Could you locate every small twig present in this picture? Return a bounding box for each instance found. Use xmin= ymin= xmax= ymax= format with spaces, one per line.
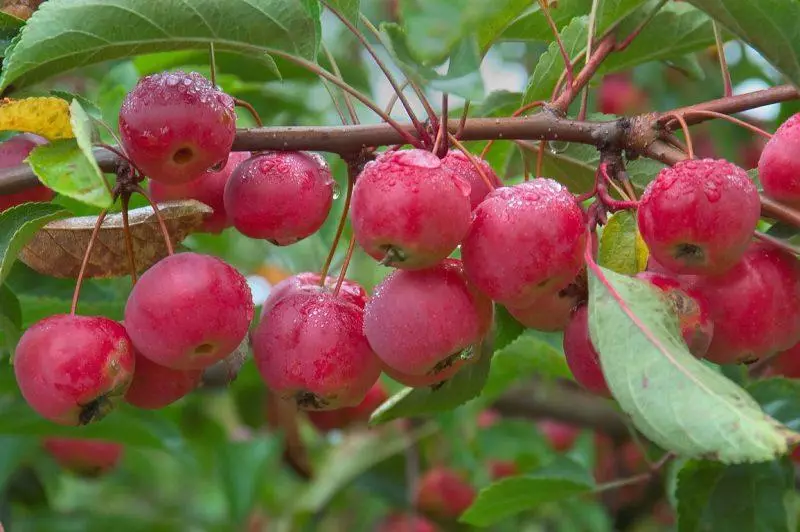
xmin=70 ymin=206 xmax=111 ymax=315
xmin=536 ymin=141 xmax=547 ymax=179
xmin=234 ymin=98 xmax=263 ymax=128
xmin=580 ymin=0 xmax=601 ymax=121
xmin=659 ymin=113 xmax=694 ymax=159
xmin=540 ymin=0 xmax=574 ymax=90
xmin=133 ymin=185 xmax=174 ymax=255
xmin=595 ymin=452 xmax=675 ymax=494
xmin=679 ymin=109 xmax=773 ymax=140
xmin=456 ymin=100 xmax=470 ymax=139
xmin=209 ymin=42 xmax=217 ymax=87
xmin=615 ymin=0 xmax=668 ymax=52
xmin=448 ymin=133 xmax=495 ymax=190
xmin=432 ymin=94 xmax=449 ymax=157
xmin=760 ymin=196 xmax=800 ymax=228
xmin=384 ymin=79 xmax=410 ymax=116
xmin=120 ymin=193 xmax=137 ymax=285
xmin=319 ymin=163 xmax=356 ymax=283
xmin=712 ymin=22 xmax=732 ymax=98
xmin=333 ymin=234 xmax=357 ymax=296
xmin=322 ymin=43 xmax=359 ymax=125
xmin=755 ymin=230 xmax=800 ymax=257
xmin=553 ymin=35 xmax=616 ymax=112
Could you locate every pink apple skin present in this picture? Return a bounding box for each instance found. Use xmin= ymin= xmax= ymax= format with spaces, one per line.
xmin=14 ymin=315 xmax=135 ymax=425
xmin=124 ymin=349 xmax=202 ymax=409
xmin=149 ymin=151 xmax=250 ymax=233
xmin=441 ymin=149 xmax=501 ymax=210
xmin=43 ymin=437 xmax=124 ymax=476
xmin=563 ymin=306 xmax=610 ymax=397
xmin=758 ymin=113 xmax=800 ymax=207
xmin=0 ymin=133 xmax=52 ymax=212
xmin=260 ymin=272 xmax=367 ymax=318
xmin=415 ymin=467 xmax=476 ymax=518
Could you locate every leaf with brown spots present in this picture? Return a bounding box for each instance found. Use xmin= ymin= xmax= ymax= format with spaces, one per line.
xmin=18 ymin=200 xmax=212 ymax=278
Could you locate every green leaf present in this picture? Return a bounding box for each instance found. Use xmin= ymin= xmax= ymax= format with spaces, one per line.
xmin=587 ymin=264 xmax=798 ymax=463
xmin=0 ymin=0 xmax=321 ymax=90
xmin=0 ymin=11 xmax=24 ymax=58
xmin=380 ymin=23 xmax=485 ymax=100
xmin=683 ymin=0 xmax=800 ymax=87
xmin=26 ymin=139 xmax=113 ymax=208
xmin=0 ymin=436 xmax=33 ymax=490
xmin=676 ymin=459 xmax=795 ymax=532
xmin=0 ymin=283 xmax=21 ymax=357
xmin=0 ymin=202 xmax=69 ymax=285
xmin=599 ymin=4 xmax=715 ymax=74
xmin=598 ymin=211 xmax=649 ymax=275
xmin=460 ymin=457 xmax=594 ymax=526
xmin=325 ymin=0 xmax=360 ymax=26
xmin=295 ymin=423 xmax=436 ymax=513
xmin=749 ymin=378 xmax=800 ymax=432
xmin=399 ymin=0 xmax=530 ymax=62
xmin=218 ymin=436 xmax=281 ymax=524
xmin=51 ymin=91 xmax=103 ymax=120
xmin=522 ymin=16 xmax=589 ymax=105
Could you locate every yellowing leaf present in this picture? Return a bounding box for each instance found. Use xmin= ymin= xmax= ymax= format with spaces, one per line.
xmin=598 ymin=211 xmax=649 ymax=275
xmin=0 ymin=97 xmax=73 ymax=140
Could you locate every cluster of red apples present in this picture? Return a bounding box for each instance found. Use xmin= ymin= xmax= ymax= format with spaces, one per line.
xmin=6 ymin=69 xmax=800 ymax=451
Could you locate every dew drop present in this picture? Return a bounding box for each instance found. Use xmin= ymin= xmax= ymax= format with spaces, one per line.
xmin=550 ymin=140 xmax=570 ymax=154
xmin=332 ymin=181 xmax=342 ymax=200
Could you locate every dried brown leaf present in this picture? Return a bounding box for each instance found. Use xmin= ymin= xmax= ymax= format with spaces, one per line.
xmin=19 ymin=200 xmax=213 ymax=278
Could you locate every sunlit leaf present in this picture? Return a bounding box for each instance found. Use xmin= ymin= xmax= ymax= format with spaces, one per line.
xmin=598 ymin=211 xmax=649 ymax=275
xmin=0 ymin=97 xmax=73 ymax=140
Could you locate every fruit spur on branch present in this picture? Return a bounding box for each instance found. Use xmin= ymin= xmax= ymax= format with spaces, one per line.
xmin=0 ymin=0 xmax=799 ymax=528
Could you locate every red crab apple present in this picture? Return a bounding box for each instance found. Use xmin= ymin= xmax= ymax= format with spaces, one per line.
xmin=563 ymin=305 xmax=610 ymax=397
xmin=306 ymin=381 xmax=388 ymax=432
xmin=225 ymin=151 xmax=334 ymax=245
xmin=119 ymin=70 xmax=236 ymax=184
xmin=489 ymin=460 xmax=519 ymax=480
xmin=538 ymin=419 xmax=581 ymax=452
xmin=124 ymin=252 xmax=254 ymax=370
xmin=350 ymin=148 xmax=472 ymax=269
xmin=461 ymin=179 xmax=586 ymax=307
xmin=0 ymin=133 xmax=52 ymax=212
xmin=253 ymin=290 xmax=381 ymax=410
xmin=415 ymin=467 xmax=476 ymax=518
xmin=377 ymin=513 xmax=438 ymax=532
xmin=14 ymin=315 xmax=135 ymax=425
xmin=766 ymin=341 xmax=800 ymax=378
xmin=597 ymin=73 xmax=649 ymax=116
xmin=690 ymin=242 xmax=800 ymax=364
xmin=636 ymin=271 xmax=714 ymax=357
xmin=124 ymin=347 xmax=202 ymax=409
xmin=758 ymin=113 xmax=800 ymax=206
xmin=441 ymin=149 xmax=502 ymax=210
xmin=637 ymin=158 xmax=760 ymax=275
xmin=149 ymin=151 xmax=250 ymax=233
xmin=43 ymin=437 xmax=124 ymax=476
xmin=364 ymin=259 xmax=493 ymax=386
xmin=261 ymin=272 xmax=367 ymax=318
xmin=506 ymin=275 xmax=584 ymax=332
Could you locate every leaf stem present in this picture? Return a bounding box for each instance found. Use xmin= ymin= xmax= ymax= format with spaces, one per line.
xmin=134 ymin=185 xmax=174 ymax=255
xmin=448 ymin=133 xmax=494 ymax=190
xmin=120 ymin=192 xmax=137 ymax=285
xmin=540 ymin=0 xmax=574 ymax=90
xmin=712 ymin=22 xmax=732 ymax=98
xmin=70 ymin=206 xmax=111 ymax=315
xmin=209 ymin=42 xmax=217 ymax=86
xmin=322 ymin=43 xmax=359 ymax=125
xmin=678 ymin=109 xmax=772 ymax=140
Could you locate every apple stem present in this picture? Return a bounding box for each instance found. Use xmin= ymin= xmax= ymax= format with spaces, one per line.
xmin=431 ymin=94 xmax=448 ymax=158
xmin=540 ymin=0 xmax=574 ymax=90
xmin=455 ymin=100 xmax=470 ymax=140
xmin=120 ymin=192 xmax=138 ymax=285
xmin=679 ymin=109 xmax=773 ymax=140
xmin=318 ymin=162 xmax=356 ymax=285
xmin=234 ymin=98 xmax=263 ymax=128
xmin=70 ymin=206 xmax=112 ymax=315
xmin=333 ymin=234 xmax=357 ymax=296
xmin=658 ymin=113 xmax=694 ymax=159
xmin=133 ymin=185 xmax=174 ymax=255
xmin=712 ymin=22 xmax=733 ymax=98
xmin=448 ymin=133 xmax=495 ymax=190
xmin=209 ymin=42 xmax=217 ymax=87
xmin=383 ymin=79 xmax=410 ymax=117
xmin=322 ymin=43 xmax=360 ymax=125
xmin=754 ymin=230 xmax=800 ymax=257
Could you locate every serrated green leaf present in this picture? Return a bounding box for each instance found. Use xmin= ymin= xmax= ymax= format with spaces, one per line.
xmin=598 ymin=211 xmax=649 ymax=275
xmin=325 ymin=0 xmax=360 ymax=26
xmin=399 ymin=0 xmax=530 ymax=62
xmin=51 ymin=91 xmax=103 ymax=120
xmin=26 ymin=139 xmax=113 ymax=208
xmin=0 ymin=0 xmax=321 ymax=90
xmin=460 ymin=457 xmax=594 ymax=526
xmin=684 ymin=0 xmax=800 ymax=88
xmin=676 ymin=459 xmax=794 ymax=532
xmin=380 ymin=23 xmax=485 ymax=100
xmin=523 ymin=16 xmax=589 ymax=105
xmin=218 ymin=436 xmax=281 ymax=524
xmin=0 ymin=202 xmax=69 ymax=285
xmin=0 ymin=11 xmax=24 ymax=59
xmin=295 ymin=423 xmax=436 ymax=513
xmin=587 ymin=264 xmax=798 ymax=462
xmin=749 ymin=379 xmax=800 ymax=432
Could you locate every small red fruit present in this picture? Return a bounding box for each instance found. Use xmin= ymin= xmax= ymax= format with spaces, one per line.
xmin=0 ymin=133 xmax=52 ymax=212
xmin=636 ymin=271 xmax=713 ymax=358
xmin=637 ymin=158 xmax=760 ymax=275
xmin=124 ymin=348 xmax=202 ymax=409
xmin=758 ymin=113 xmax=800 ymax=206
xmin=441 ymin=149 xmax=501 ymax=210
xmin=225 ymin=151 xmax=334 ymax=245
xmin=506 ymin=278 xmax=583 ymax=332
xmin=119 ymin=71 xmax=236 ymax=184
xmin=461 ymin=179 xmax=586 ymax=306
xmin=149 ymin=151 xmax=250 ymax=233
xmin=253 ymin=291 xmax=382 ymax=410
xmin=306 ymin=381 xmax=388 ymax=432
xmin=43 ymin=437 xmax=123 ymax=476
xmin=563 ymin=305 xmax=610 ymax=397
xmin=124 ymin=252 xmax=254 ymax=370
xmin=488 ymin=460 xmax=518 ymax=480
xmin=261 ymin=272 xmax=367 ymax=318
xmin=597 ymin=73 xmax=648 ymax=116
xmin=538 ymin=419 xmax=581 ymax=452
xmin=350 ymin=149 xmax=472 ymax=269
xmin=14 ymin=315 xmax=135 ymax=425
xmin=415 ymin=467 xmax=476 ymax=518
xmin=690 ymin=242 xmax=800 ymax=364
xmin=364 ymin=259 xmax=493 ymax=386
xmin=377 ymin=513 xmax=439 ymax=532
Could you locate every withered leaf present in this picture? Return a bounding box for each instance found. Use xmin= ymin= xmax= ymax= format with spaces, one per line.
xmin=19 ymin=200 xmax=213 ymax=279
